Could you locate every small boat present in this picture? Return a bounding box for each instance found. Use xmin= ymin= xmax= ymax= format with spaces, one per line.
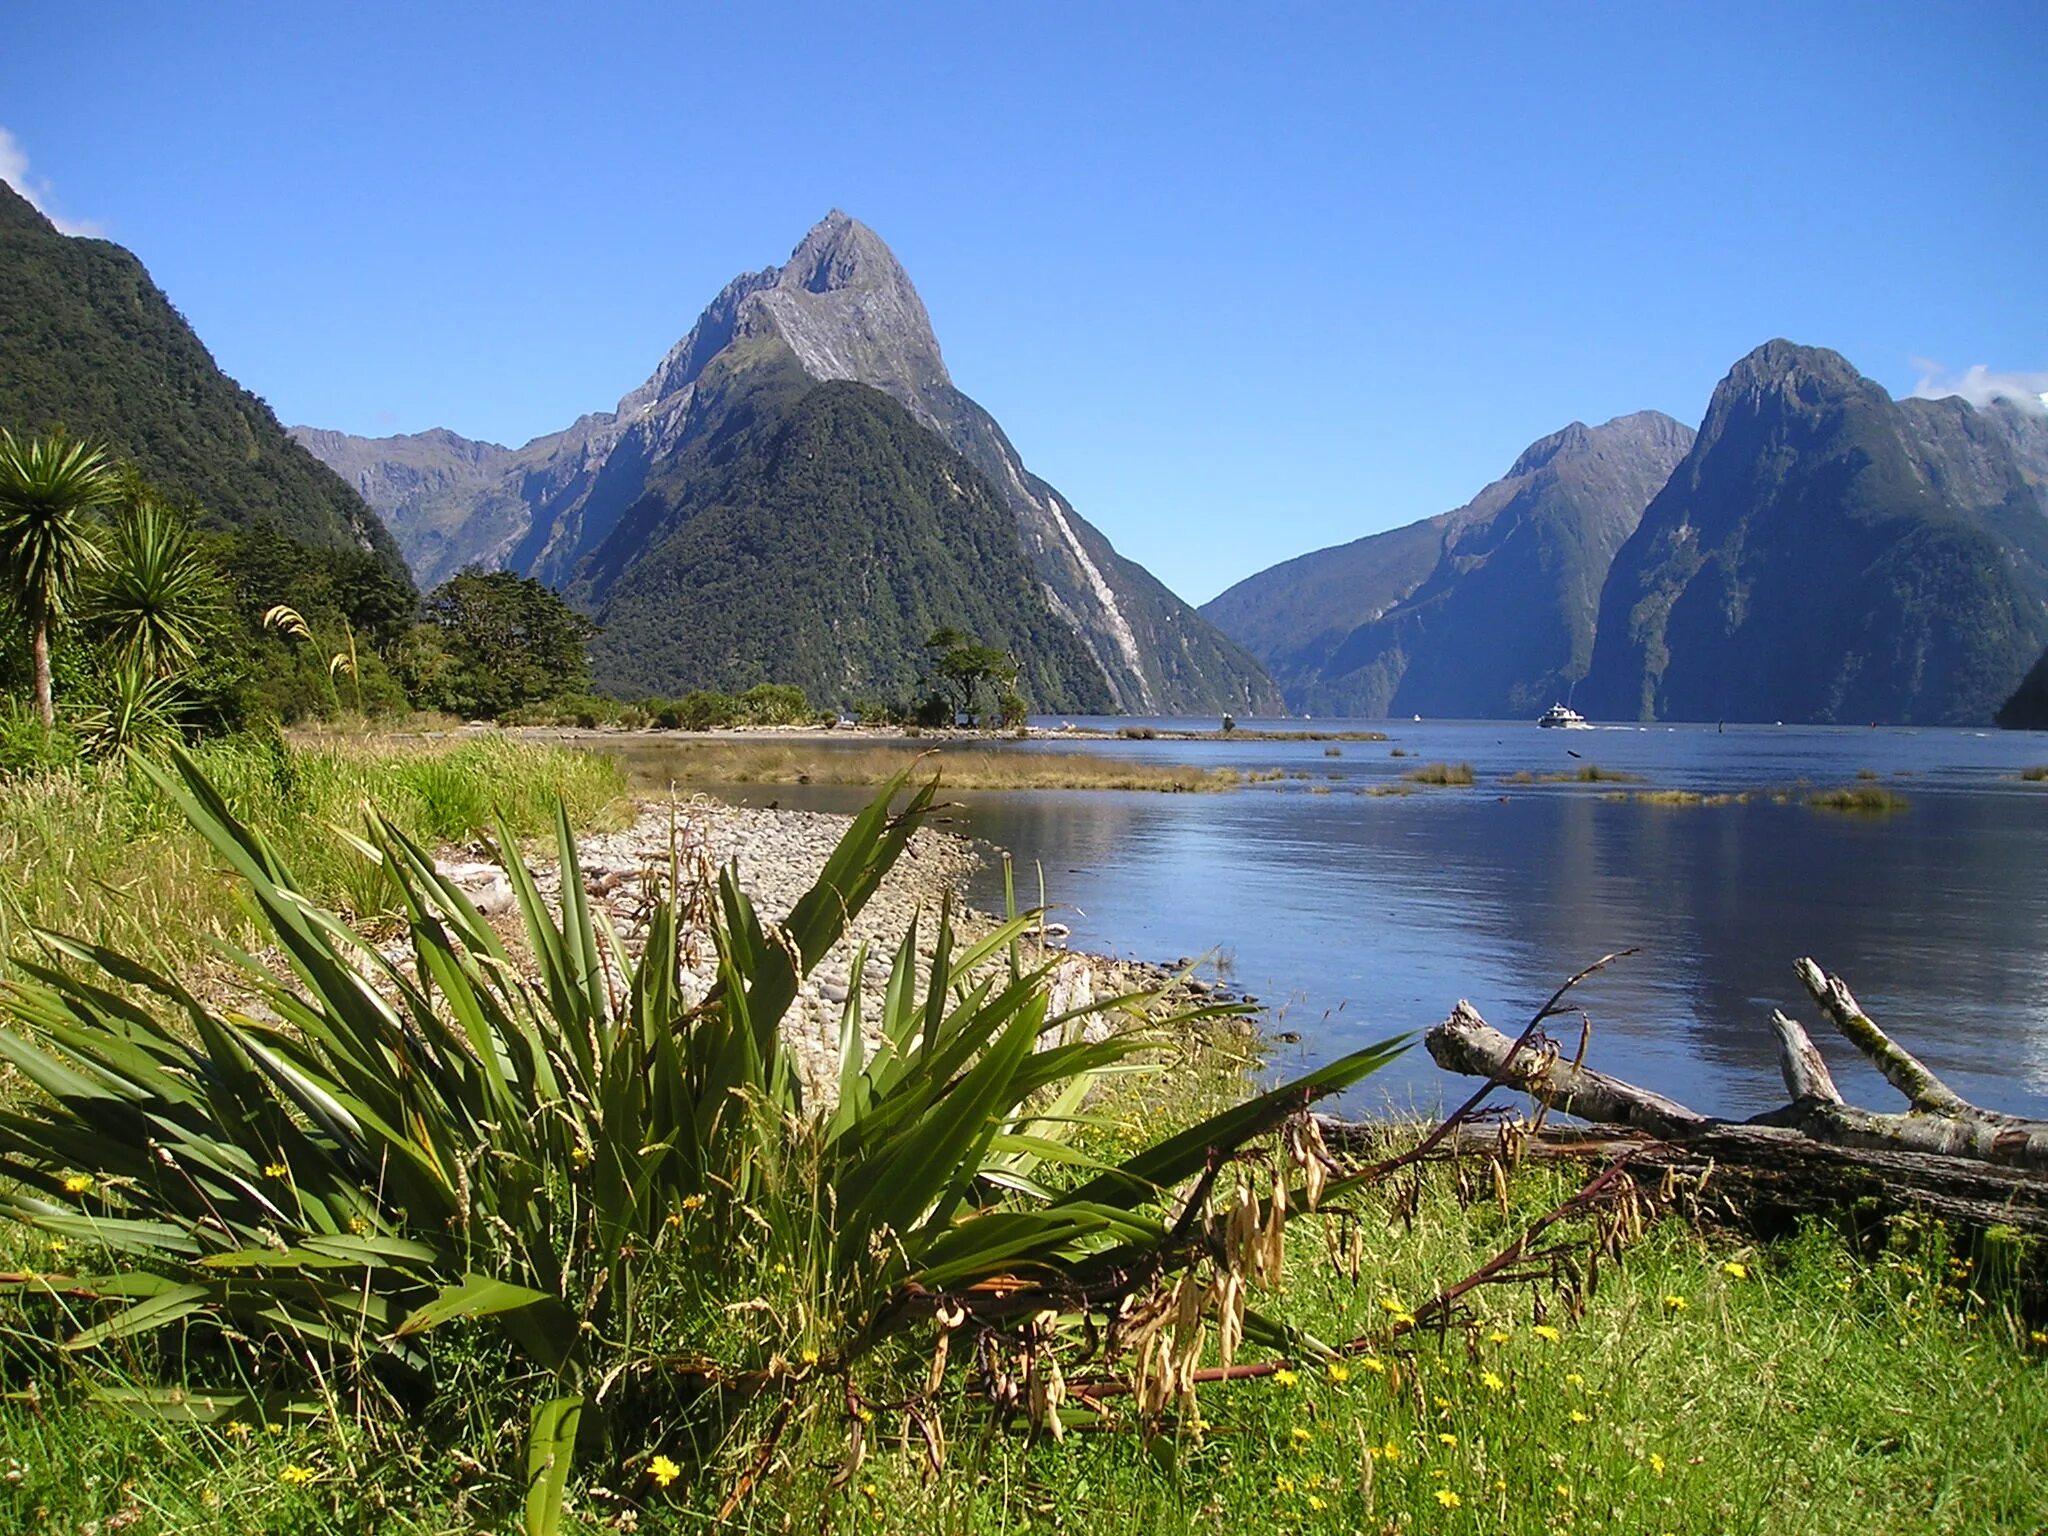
xmin=1536 ymin=703 xmax=1592 ymax=730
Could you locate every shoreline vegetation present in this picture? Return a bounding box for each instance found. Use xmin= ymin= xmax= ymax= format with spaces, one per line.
xmin=0 ymin=734 xmax=2041 ymax=1534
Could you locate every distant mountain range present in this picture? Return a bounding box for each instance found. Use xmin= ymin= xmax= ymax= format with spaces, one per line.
xmin=0 ymin=180 xmax=405 ymax=581
xmin=1203 ymin=412 xmax=1694 ymax=718
xmin=1207 ymin=342 xmax=2048 ymax=726
xmin=297 ymin=214 xmax=1278 ymax=715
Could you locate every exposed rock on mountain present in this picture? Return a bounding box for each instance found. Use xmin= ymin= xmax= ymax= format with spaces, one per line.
xmin=1203 ymin=412 xmax=1693 ymax=716
xmin=1579 ymin=342 xmax=2048 ymax=725
xmin=297 ymin=213 xmax=1276 ymax=713
xmin=0 ymin=180 xmax=405 ymax=579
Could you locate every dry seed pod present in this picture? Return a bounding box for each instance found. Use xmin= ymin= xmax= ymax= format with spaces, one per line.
xmin=927 ymin=1300 xmax=966 ymax=1395
xmin=1226 ymin=1183 xmax=1261 ymax=1278
xmin=1033 ymin=1353 xmax=1066 ymax=1441
xmin=1491 ymin=1157 xmax=1511 ymax=1220
xmin=1257 ymin=1169 xmax=1288 ymax=1287
xmin=1171 ymin=1274 xmax=1206 ymax=1391
xmin=1211 ymin=1272 xmax=1245 ymax=1369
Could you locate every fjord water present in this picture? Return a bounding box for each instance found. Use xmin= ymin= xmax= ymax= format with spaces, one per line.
xmin=641 ymin=721 xmax=2048 ymax=1120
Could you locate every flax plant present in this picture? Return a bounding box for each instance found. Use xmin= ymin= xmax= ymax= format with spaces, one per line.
xmin=0 ymin=750 xmax=1404 ymax=1534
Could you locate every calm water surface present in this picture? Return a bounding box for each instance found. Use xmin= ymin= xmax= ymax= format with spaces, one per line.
xmin=600 ymin=720 xmax=2048 ymax=1120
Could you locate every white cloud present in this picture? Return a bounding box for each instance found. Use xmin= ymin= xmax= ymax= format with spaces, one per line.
xmin=0 ymin=126 xmax=103 ymax=237
xmin=1908 ymin=360 xmax=2048 ymax=414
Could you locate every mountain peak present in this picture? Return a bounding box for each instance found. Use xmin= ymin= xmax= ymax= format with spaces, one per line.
xmin=1504 ymin=411 xmax=1694 ymax=481
xmin=781 ymin=210 xmax=902 ymax=294
xmin=1722 ymin=339 xmax=1870 ymax=400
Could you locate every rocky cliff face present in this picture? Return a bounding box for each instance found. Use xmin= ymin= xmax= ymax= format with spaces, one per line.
xmin=1579 ymin=341 xmax=2048 ymax=725
xmin=297 ymin=213 xmax=1277 ymax=714
xmin=1204 ymin=412 xmax=1694 ymax=716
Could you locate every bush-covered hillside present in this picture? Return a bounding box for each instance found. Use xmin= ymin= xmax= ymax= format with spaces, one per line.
xmin=579 ymin=370 xmax=1115 ymax=712
xmin=0 ymin=181 xmax=407 ymax=581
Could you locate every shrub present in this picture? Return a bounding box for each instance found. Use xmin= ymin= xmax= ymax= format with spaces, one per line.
xmin=736 ymin=682 xmax=809 ymax=726
xmin=0 ymin=751 xmax=1404 ymax=1534
xmin=0 ymin=699 xmax=80 ymax=778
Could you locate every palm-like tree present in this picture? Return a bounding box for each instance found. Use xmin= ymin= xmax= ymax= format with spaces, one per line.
xmin=0 ymin=429 xmax=115 ymax=725
xmin=86 ymin=495 xmax=225 ymax=676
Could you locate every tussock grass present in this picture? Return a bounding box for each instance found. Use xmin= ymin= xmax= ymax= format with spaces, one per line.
xmin=1503 ymin=764 xmax=1646 ymax=786
xmin=1402 ymin=760 xmax=1476 ymax=786
xmin=1808 ymin=785 xmax=1912 ymax=815
xmin=0 ymin=733 xmax=627 ymax=970
xmin=1629 ymin=789 xmax=1751 ymax=807
xmin=599 ymin=739 xmax=1241 ymax=793
xmin=2022 ymin=765 xmax=2048 ymax=782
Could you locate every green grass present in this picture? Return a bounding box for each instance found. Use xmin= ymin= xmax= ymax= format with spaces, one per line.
xmin=4 ymin=1150 xmax=2039 ymax=1535
xmin=0 ymin=732 xmax=628 ymax=970
xmin=1403 ymin=761 xmax=1476 ymax=786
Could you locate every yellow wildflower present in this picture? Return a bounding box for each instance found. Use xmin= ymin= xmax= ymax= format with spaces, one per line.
xmin=1531 ymin=1324 xmax=1560 ymax=1342
xmin=1568 ymin=1409 xmax=1590 ymax=1425
xmin=1481 ymin=1371 xmax=1506 ymax=1392
xmin=264 ymin=1163 xmax=289 ymax=1179
xmin=1326 ymin=1361 xmax=1351 ymax=1383
xmin=799 ymin=1346 xmax=819 ymax=1366
xmin=680 ymin=1193 xmax=706 ymax=1211
xmin=61 ymin=1174 xmax=93 ymax=1195
xmin=1435 ymin=1489 xmax=1462 ymax=1509
xmin=1721 ymin=1260 xmax=1748 ymax=1280
xmin=47 ymin=1239 xmax=66 ymax=1254
xmin=1381 ymin=1441 xmax=1401 ymax=1461
xmin=1650 ymin=1453 xmax=1666 ymax=1476
xmin=1564 ymin=1372 xmax=1584 ymax=1387
xmin=1488 ymin=1329 xmax=1510 ymax=1344
xmin=1273 ymin=1474 xmax=1296 ymax=1493
xmin=1379 ymin=1296 xmax=1406 ymax=1314
xmin=1290 ymin=1426 xmax=1313 ymax=1449
xmin=1554 ymin=1483 xmax=1573 ymax=1501
xmin=1307 ymin=1494 xmax=1327 ymax=1511
xmin=1663 ymin=1294 xmax=1689 ymax=1312
xmin=648 ymin=1453 xmax=680 ymax=1488
xmin=1359 ymin=1356 xmax=1387 ymax=1374
xmin=222 ymin=1421 xmax=251 ymax=1440
xmin=280 ymin=1465 xmax=317 ymax=1486
xmin=1394 ymin=1312 xmax=1418 ymax=1327
xmin=1437 ymin=1432 xmax=1457 ymax=1446
xmin=1273 ymin=1367 xmax=1299 ymax=1388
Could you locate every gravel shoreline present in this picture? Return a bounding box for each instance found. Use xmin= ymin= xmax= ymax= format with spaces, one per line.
xmin=450 ymin=793 xmax=1220 ymax=1097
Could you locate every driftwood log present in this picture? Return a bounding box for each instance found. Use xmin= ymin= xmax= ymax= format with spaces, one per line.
xmin=1406 ymin=957 xmax=2048 ymax=1249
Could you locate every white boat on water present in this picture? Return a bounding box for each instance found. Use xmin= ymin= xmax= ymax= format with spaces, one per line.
xmin=1537 ymin=703 xmax=1592 ymax=729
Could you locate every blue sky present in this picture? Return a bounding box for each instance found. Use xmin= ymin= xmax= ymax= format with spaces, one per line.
xmin=6 ymin=2 xmax=2042 ymax=603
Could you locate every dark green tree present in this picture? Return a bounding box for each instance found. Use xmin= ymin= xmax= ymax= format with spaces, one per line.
xmin=410 ymin=569 xmax=597 ymax=718
xmin=924 ymin=627 xmax=1020 ymax=726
